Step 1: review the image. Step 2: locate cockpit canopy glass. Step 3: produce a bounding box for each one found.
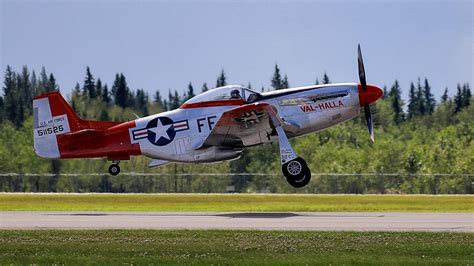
[183,85,261,105]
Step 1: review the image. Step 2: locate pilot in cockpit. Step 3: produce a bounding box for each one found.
[230,89,242,99]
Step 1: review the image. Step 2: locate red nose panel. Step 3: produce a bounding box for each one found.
[358,84,383,106]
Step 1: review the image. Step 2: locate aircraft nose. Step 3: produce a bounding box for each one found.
[358,84,383,106]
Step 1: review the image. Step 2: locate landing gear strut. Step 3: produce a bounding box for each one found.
[270,114,311,188]
[108,161,120,176]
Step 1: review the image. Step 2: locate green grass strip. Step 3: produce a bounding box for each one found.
[0,193,472,212]
[0,230,471,265]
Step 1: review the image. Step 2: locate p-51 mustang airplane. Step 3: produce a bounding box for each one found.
[33,45,382,188]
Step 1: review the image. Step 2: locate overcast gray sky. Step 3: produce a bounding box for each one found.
[1,0,472,101]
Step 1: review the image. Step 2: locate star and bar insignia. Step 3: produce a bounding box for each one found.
[131,117,189,146]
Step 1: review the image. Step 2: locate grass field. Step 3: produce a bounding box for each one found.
[0,193,472,212]
[0,230,471,264]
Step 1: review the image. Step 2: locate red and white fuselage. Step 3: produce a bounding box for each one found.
[33,83,382,167]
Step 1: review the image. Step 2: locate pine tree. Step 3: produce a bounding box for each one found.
[389,80,404,124]
[171,90,181,109]
[167,89,173,111]
[39,67,49,94]
[461,83,471,108]
[216,69,227,87]
[126,90,135,108]
[47,73,58,92]
[423,78,435,115]
[201,83,209,93]
[95,78,103,98]
[271,64,282,90]
[441,87,449,103]
[102,84,110,104]
[112,73,129,108]
[454,84,463,113]
[3,65,18,124]
[407,82,417,119]
[392,94,404,124]
[382,86,388,99]
[86,67,96,97]
[315,78,320,85]
[73,82,81,95]
[83,67,96,99]
[15,72,26,127]
[186,82,195,100]
[31,70,38,96]
[16,92,25,127]
[19,66,31,96]
[281,75,289,89]
[70,82,81,113]
[135,89,149,116]
[154,90,162,104]
[416,78,425,115]
[322,72,331,84]
[18,66,32,123]
[84,67,97,99]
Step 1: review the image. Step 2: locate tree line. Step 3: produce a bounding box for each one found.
[0,64,472,194]
[0,64,306,125]
[3,64,470,126]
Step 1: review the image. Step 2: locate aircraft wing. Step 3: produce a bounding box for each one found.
[198,103,297,149]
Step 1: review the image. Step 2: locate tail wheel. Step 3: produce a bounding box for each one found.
[108,164,120,176]
[282,157,311,188]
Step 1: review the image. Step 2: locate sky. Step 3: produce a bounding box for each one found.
[1,0,472,101]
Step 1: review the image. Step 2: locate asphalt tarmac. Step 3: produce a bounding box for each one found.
[1,212,472,232]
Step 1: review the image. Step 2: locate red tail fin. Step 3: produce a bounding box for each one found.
[33,91,121,158]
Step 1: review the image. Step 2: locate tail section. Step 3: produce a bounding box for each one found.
[33,91,121,159]
[33,92,78,158]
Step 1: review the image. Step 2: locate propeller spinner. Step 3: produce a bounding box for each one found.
[357,44,383,143]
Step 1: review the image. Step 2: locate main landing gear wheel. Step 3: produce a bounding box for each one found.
[269,112,311,188]
[108,164,120,176]
[282,157,311,188]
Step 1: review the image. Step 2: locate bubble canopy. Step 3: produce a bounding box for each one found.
[183,85,261,106]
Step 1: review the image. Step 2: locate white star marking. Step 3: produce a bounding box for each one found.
[148,119,173,143]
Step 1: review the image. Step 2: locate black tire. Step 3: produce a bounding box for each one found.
[282,157,311,188]
[108,164,120,176]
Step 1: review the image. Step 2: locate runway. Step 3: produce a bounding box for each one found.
[1,212,472,232]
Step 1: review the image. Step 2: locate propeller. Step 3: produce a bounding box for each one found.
[357,44,375,143]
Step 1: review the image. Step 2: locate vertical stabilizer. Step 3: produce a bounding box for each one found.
[33,92,76,159]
